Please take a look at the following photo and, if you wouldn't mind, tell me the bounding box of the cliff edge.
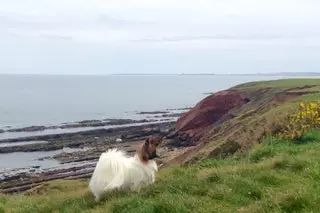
[165,78,320,166]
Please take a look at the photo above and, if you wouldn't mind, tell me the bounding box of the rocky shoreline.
[0,108,189,134]
[0,121,172,152]
[0,109,190,194]
[5,119,153,133]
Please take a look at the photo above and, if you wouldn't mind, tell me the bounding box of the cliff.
[166,78,320,165]
[175,90,249,145]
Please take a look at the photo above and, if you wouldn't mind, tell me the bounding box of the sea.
[0,74,302,130]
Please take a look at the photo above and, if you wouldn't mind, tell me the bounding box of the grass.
[1,130,320,213]
[234,78,320,90]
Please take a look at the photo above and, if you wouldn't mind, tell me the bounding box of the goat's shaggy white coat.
[89,148,158,202]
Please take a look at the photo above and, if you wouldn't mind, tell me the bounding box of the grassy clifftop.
[1,78,320,213]
[1,130,320,213]
[179,78,320,164]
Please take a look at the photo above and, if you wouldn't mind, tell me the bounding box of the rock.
[37,157,49,161]
[137,111,169,115]
[175,89,249,144]
[78,120,102,124]
[123,126,164,140]
[0,121,181,194]
[5,119,156,133]
[8,126,46,132]
[0,121,176,153]
[115,138,123,142]
[161,113,184,118]
[166,107,192,111]
[0,129,4,133]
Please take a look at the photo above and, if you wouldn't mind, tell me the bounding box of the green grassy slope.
[234,78,320,89]
[1,130,320,213]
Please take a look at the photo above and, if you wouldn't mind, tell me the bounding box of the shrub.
[278,101,320,140]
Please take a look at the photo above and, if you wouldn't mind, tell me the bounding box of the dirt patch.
[273,89,320,103]
[159,144,204,169]
[285,85,318,91]
[273,93,300,103]
[174,89,249,145]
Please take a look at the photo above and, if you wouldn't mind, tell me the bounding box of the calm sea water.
[0,74,291,129]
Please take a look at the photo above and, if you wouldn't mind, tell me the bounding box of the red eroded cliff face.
[174,90,249,145]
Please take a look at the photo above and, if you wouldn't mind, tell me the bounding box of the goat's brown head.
[137,135,163,163]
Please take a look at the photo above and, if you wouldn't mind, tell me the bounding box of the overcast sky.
[1,0,320,75]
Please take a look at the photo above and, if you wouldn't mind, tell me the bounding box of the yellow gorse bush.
[280,101,320,139]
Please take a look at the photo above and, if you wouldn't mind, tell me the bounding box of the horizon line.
[0,72,320,76]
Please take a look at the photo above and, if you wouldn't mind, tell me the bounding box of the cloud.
[133,35,317,43]
[1,0,320,44]
[0,0,320,74]
[96,15,153,29]
[39,34,73,41]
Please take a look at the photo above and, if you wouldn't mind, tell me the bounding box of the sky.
[0,0,320,75]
